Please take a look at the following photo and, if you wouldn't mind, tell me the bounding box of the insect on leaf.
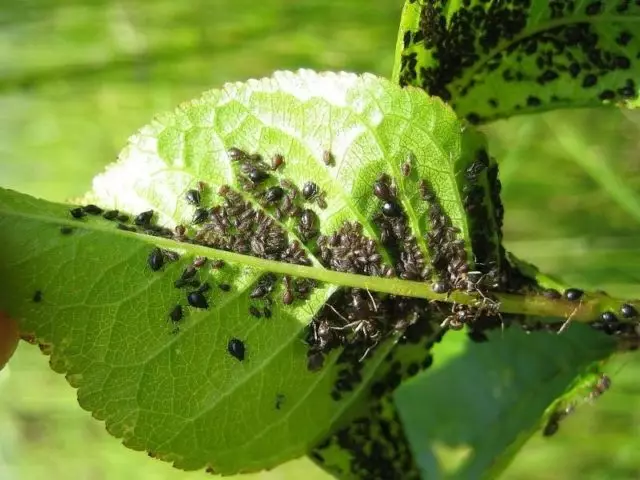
[393,0,640,124]
[0,70,488,475]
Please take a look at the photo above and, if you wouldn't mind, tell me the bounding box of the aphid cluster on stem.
[371,174,427,281]
[317,221,392,277]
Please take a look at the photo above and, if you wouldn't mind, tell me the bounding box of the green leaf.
[0,70,481,475]
[394,323,616,479]
[393,0,640,124]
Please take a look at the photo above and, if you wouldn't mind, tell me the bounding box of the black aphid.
[621,303,638,318]
[169,305,183,323]
[148,248,164,271]
[60,226,73,235]
[249,306,262,318]
[187,290,209,309]
[33,290,43,303]
[322,150,335,166]
[373,179,393,201]
[211,259,225,269]
[275,393,285,410]
[401,161,411,177]
[103,210,119,221]
[564,288,584,301]
[228,338,246,361]
[264,186,284,204]
[192,208,208,224]
[134,210,154,226]
[193,256,207,268]
[117,223,136,232]
[82,204,103,215]
[250,273,277,298]
[382,201,402,217]
[185,189,201,206]
[307,351,324,371]
[219,283,231,292]
[174,225,186,237]
[116,213,130,223]
[600,311,618,323]
[432,281,448,294]
[298,209,319,241]
[542,288,562,299]
[247,168,270,184]
[228,147,248,161]
[70,207,86,219]
[271,154,284,170]
[302,182,319,199]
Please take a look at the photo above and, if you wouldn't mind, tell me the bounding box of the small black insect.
[228,338,246,361]
[271,154,284,170]
[401,161,411,177]
[322,150,335,166]
[247,168,270,184]
[60,226,73,235]
[117,223,136,232]
[542,412,562,437]
[298,209,318,241]
[102,209,119,221]
[263,306,272,318]
[263,186,284,204]
[219,283,231,292]
[193,256,207,268]
[82,204,103,215]
[382,201,402,217]
[282,276,294,305]
[542,288,562,299]
[116,213,130,223]
[211,259,225,269]
[250,274,277,298]
[174,225,186,237]
[373,179,393,201]
[275,393,285,410]
[69,207,86,219]
[564,288,584,301]
[228,147,248,161]
[33,290,43,303]
[185,189,201,206]
[148,247,164,271]
[192,208,208,224]
[302,181,319,200]
[187,290,209,309]
[307,351,324,371]
[620,303,638,318]
[169,305,183,323]
[249,306,262,318]
[432,281,448,294]
[600,311,618,323]
[134,210,154,226]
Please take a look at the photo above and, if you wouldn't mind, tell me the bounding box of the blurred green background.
[1,1,639,479]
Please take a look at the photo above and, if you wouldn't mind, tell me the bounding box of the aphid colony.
[543,373,612,437]
[64,144,640,376]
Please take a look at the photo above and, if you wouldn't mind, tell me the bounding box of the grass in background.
[1,1,639,479]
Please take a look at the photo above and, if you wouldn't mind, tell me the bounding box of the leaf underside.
[394,323,615,480]
[0,70,493,475]
[393,0,640,124]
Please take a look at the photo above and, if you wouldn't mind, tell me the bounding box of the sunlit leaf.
[0,70,484,475]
